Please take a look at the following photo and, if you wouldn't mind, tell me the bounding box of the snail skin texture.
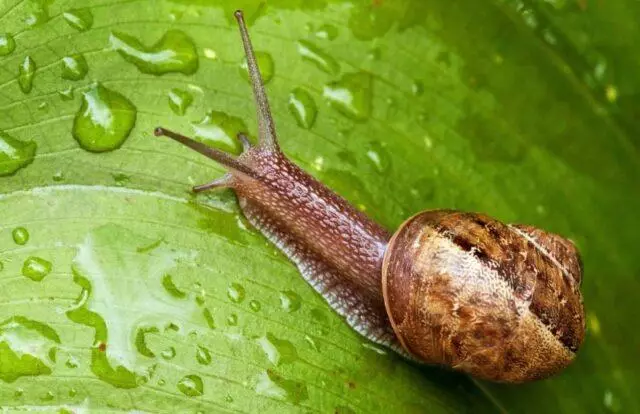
[155,10,586,384]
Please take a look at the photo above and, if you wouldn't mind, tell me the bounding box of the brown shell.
[382,210,585,383]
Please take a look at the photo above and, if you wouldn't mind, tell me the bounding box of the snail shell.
[382,210,585,383]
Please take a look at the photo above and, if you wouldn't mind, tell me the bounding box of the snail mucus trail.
[155,10,586,383]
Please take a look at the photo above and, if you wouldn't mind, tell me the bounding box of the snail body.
[155,11,585,383]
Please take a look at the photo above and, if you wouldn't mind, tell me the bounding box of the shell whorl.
[382,210,585,383]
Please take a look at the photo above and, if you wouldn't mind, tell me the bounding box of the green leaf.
[0,0,638,412]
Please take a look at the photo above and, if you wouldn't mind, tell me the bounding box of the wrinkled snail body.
[155,11,586,383]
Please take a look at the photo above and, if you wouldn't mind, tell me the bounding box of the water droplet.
[69,388,77,397]
[297,40,339,75]
[303,335,319,351]
[63,8,93,31]
[587,312,601,336]
[162,274,186,298]
[255,370,308,404]
[0,130,36,178]
[22,256,52,281]
[110,30,198,75]
[224,394,234,403]
[158,378,166,386]
[203,48,217,60]
[167,88,193,116]
[227,283,245,303]
[177,374,204,397]
[411,80,424,96]
[279,290,301,313]
[257,333,298,366]
[365,141,390,173]
[61,54,88,81]
[65,355,79,368]
[0,33,16,56]
[239,51,274,84]
[314,24,338,40]
[195,345,211,365]
[605,85,618,103]
[14,388,24,397]
[37,101,48,111]
[288,88,317,129]
[161,347,176,360]
[18,56,36,94]
[249,300,261,312]
[192,111,248,153]
[112,172,130,187]
[203,308,215,329]
[367,47,381,60]
[0,316,61,382]
[72,83,137,152]
[226,314,238,326]
[603,389,622,412]
[59,86,74,101]
[41,391,54,401]
[25,1,49,27]
[12,227,29,245]
[323,72,372,121]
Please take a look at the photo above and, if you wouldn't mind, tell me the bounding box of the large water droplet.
[167,88,193,116]
[22,256,52,281]
[12,227,29,245]
[297,40,339,75]
[323,72,372,121]
[0,131,37,176]
[279,290,301,313]
[0,33,16,56]
[227,283,245,303]
[63,8,93,31]
[72,83,137,152]
[0,316,60,382]
[110,30,198,75]
[239,51,274,84]
[257,333,298,366]
[61,54,88,81]
[18,56,36,94]
[177,374,204,397]
[192,111,248,153]
[195,345,211,365]
[255,370,308,404]
[288,88,317,129]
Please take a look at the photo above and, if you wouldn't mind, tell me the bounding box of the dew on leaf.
[12,227,29,245]
[0,33,16,56]
[110,30,199,75]
[203,308,215,329]
[167,88,193,116]
[65,355,79,368]
[72,83,137,152]
[257,333,298,366]
[162,274,186,298]
[41,391,54,401]
[297,40,339,75]
[249,300,261,312]
[192,111,248,153]
[22,256,52,281]
[18,56,36,94]
[112,172,130,187]
[224,394,234,403]
[304,335,319,351]
[323,72,372,121]
[227,283,245,303]
[161,346,176,360]
[203,48,217,60]
[0,316,61,382]
[195,345,211,365]
[279,290,301,313]
[61,54,89,81]
[226,314,238,326]
[0,131,37,176]
[177,374,204,397]
[365,141,390,173]
[134,326,159,358]
[255,370,308,404]
[411,80,424,96]
[314,24,338,40]
[62,8,93,31]
[239,51,274,84]
[25,0,49,27]
[59,86,74,101]
[288,87,317,129]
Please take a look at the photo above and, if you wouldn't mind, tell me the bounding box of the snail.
[154,10,585,383]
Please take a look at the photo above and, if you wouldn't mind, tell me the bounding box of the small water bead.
[203,308,215,329]
[63,8,93,32]
[297,40,339,75]
[411,80,424,96]
[249,300,261,312]
[72,83,137,152]
[69,388,77,397]
[0,33,16,56]
[224,394,234,403]
[314,24,338,40]
[323,72,372,121]
[25,2,49,27]
[226,314,238,326]
[365,141,390,173]
[279,290,301,313]
[257,333,298,366]
[18,56,36,94]
[161,347,176,360]
[65,355,79,368]
[239,51,274,84]
[227,283,245,303]
[161,274,186,298]
[195,345,211,365]
[112,173,130,187]
[14,389,24,398]
[41,391,54,401]
[12,227,29,245]
[203,48,217,60]
[167,88,193,116]
[59,87,74,101]
[603,389,622,412]
[192,111,248,153]
[255,370,308,404]
[22,256,52,281]
[61,54,88,81]
[303,335,319,351]
[288,88,317,129]
[177,374,204,397]
[0,131,37,176]
[110,30,199,75]
[158,379,166,386]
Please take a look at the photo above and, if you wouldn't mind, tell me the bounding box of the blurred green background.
[0,0,638,412]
